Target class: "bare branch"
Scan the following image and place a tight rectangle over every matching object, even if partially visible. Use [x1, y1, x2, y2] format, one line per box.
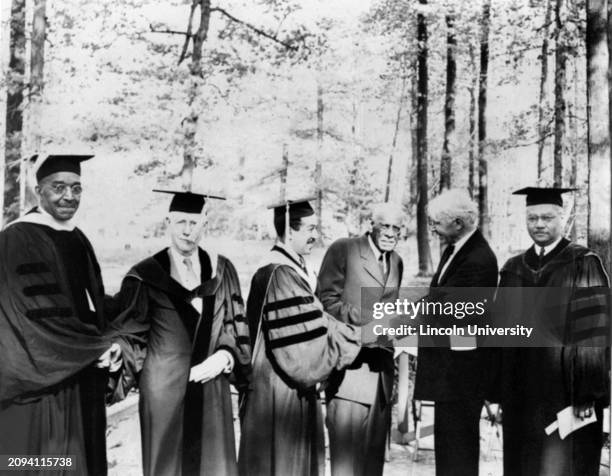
[506, 131, 555, 148]
[210, 6, 299, 51]
[179, 0, 198, 65]
[149, 24, 191, 37]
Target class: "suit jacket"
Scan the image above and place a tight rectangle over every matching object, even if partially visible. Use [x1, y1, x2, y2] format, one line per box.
[317, 234, 403, 405]
[414, 229, 498, 402]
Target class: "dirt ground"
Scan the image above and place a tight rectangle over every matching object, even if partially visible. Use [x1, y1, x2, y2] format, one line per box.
[105, 393, 610, 476]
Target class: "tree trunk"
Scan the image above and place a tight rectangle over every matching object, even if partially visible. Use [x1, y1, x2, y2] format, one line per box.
[416, 0, 432, 276]
[316, 83, 323, 236]
[537, 0, 552, 180]
[568, 61, 578, 240]
[586, 0, 610, 272]
[440, 13, 456, 192]
[468, 44, 478, 199]
[23, 0, 46, 214]
[478, 0, 491, 236]
[553, 0, 566, 187]
[410, 59, 418, 207]
[385, 75, 407, 202]
[280, 144, 288, 201]
[181, 0, 211, 191]
[3, 0, 26, 224]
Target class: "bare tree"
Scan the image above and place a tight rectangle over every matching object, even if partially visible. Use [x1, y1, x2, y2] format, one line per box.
[3, 0, 26, 223]
[440, 11, 456, 192]
[553, 0, 567, 186]
[385, 75, 407, 202]
[477, 0, 491, 237]
[468, 44, 478, 199]
[151, 0, 300, 191]
[586, 0, 610, 271]
[537, 0, 552, 180]
[316, 83, 323, 235]
[22, 0, 47, 214]
[416, 0, 432, 276]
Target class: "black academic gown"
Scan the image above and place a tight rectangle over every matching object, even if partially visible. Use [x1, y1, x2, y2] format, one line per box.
[498, 239, 610, 476]
[238, 247, 361, 476]
[0, 220, 112, 476]
[111, 248, 250, 476]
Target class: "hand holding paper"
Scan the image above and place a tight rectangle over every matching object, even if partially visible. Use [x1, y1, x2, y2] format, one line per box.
[544, 405, 597, 440]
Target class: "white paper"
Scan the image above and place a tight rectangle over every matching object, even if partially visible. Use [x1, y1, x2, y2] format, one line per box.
[544, 420, 558, 436]
[556, 406, 597, 440]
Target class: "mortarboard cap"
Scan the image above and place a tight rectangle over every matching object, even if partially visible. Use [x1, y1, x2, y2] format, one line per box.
[153, 189, 226, 214]
[268, 197, 316, 220]
[33, 154, 94, 182]
[512, 187, 576, 207]
[268, 196, 316, 238]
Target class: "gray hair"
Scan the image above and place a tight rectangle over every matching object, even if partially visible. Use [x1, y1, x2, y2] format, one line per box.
[428, 189, 478, 226]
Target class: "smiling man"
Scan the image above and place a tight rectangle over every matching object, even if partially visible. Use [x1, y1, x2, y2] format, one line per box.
[111, 190, 250, 476]
[239, 198, 361, 476]
[316, 202, 404, 476]
[0, 154, 120, 476]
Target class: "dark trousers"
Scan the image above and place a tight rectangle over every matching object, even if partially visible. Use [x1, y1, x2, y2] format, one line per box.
[503, 403, 604, 476]
[326, 389, 389, 476]
[433, 399, 483, 476]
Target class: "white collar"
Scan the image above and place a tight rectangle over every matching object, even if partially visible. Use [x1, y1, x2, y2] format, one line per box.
[169, 246, 200, 269]
[8, 207, 76, 231]
[533, 236, 563, 256]
[168, 245, 218, 281]
[269, 241, 317, 291]
[275, 239, 304, 265]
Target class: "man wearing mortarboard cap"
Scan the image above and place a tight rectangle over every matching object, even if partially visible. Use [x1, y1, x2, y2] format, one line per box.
[238, 198, 361, 476]
[496, 187, 609, 475]
[109, 190, 250, 476]
[0, 154, 122, 476]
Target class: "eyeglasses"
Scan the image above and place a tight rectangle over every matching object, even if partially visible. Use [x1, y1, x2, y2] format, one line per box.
[527, 215, 557, 224]
[47, 183, 83, 196]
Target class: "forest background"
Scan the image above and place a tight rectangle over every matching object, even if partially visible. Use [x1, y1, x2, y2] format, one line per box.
[1, 0, 611, 293]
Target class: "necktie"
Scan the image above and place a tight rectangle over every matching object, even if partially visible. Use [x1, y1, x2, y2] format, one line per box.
[538, 246, 546, 270]
[378, 252, 388, 276]
[183, 257, 199, 290]
[434, 244, 455, 285]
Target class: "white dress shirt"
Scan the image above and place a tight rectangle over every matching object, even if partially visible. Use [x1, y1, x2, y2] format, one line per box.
[533, 236, 563, 257]
[168, 246, 233, 372]
[367, 233, 388, 274]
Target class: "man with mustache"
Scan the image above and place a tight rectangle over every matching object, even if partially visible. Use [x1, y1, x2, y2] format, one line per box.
[239, 198, 361, 476]
[0, 154, 121, 476]
[497, 187, 609, 475]
[414, 189, 498, 476]
[111, 190, 250, 476]
[316, 202, 404, 476]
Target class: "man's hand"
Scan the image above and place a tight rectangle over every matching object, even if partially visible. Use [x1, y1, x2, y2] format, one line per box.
[573, 403, 594, 420]
[189, 350, 233, 384]
[95, 342, 122, 372]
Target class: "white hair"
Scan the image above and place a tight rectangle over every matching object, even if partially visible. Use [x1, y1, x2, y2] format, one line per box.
[428, 188, 478, 226]
[370, 202, 404, 226]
